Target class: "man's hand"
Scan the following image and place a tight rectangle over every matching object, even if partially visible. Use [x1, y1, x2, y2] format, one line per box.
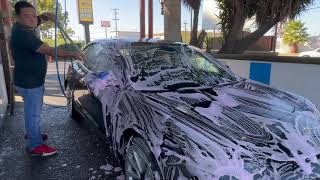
[71, 51, 86, 61]
[39, 12, 55, 23]
[37, 43, 86, 61]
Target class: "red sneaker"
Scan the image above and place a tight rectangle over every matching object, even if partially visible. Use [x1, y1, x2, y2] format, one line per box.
[25, 133, 48, 141]
[30, 144, 57, 157]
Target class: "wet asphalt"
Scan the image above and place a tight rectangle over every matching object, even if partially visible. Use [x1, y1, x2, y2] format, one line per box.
[0, 62, 122, 180]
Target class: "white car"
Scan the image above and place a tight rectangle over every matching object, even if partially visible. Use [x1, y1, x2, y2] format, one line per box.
[299, 48, 320, 57]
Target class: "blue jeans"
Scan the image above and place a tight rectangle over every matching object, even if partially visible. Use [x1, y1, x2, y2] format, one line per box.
[16, 85, 44, 149]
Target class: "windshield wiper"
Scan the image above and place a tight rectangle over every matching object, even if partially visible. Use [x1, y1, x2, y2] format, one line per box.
[164, 81, 200, 91]
[215, 79, 244, 87]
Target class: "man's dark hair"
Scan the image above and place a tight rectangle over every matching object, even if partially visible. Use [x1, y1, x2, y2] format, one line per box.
[14, 1, 34, 15]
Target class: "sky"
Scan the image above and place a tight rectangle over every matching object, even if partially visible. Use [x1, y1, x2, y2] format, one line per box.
[60, 0, 320, 41]
[298, 1, 320, 36]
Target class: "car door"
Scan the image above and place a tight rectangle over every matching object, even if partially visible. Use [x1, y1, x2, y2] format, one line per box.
[84, 45, 128, 136]
[76, 43, 106, 131]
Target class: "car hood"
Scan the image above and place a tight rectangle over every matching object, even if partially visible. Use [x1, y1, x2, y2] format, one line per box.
[144, 80, 320, 179]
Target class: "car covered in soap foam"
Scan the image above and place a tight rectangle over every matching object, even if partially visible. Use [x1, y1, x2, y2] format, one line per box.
[65, 39, 320, 179]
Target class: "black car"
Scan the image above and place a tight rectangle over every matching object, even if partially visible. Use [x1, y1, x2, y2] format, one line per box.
[65, 39, 320, 180]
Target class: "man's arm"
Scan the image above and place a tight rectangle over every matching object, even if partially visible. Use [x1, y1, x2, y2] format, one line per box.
[37, 43, 85, 60]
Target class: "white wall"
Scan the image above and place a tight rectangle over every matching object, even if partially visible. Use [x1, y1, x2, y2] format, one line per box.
[220, 60, 250, 79]
[270, 63, 320, 105]
[219, 59, 320, 106]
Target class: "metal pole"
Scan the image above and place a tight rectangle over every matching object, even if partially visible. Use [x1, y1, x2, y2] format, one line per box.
[148, 0, 153, 39]
[105, 27, 108, 38]
[83, 23, 90, 44]
[140, 0, 145, 40]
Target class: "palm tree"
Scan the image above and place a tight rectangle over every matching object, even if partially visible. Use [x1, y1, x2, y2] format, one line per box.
[182, 0, 201, 46]
[283, 20, 309, 53]
[217, 0, 314, 54]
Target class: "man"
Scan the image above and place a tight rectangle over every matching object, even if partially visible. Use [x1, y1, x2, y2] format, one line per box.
[10, 1, 85, 156]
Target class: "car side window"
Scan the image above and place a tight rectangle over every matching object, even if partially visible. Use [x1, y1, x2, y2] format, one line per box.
[83, 44, 95, 70]
[83, 44, 103, 71]
[94, 50, 115, 73]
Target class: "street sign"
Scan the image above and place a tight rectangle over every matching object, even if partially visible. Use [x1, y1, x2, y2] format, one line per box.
[77, 0, 94, 24]
[101, 21, 111, 28]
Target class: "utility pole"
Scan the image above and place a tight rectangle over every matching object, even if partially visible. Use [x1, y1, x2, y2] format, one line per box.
[112, 8, 120, 38]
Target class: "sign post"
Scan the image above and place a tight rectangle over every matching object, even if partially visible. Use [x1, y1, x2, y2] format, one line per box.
[77, 0, 94, 44]
[101, 21, 111, 38]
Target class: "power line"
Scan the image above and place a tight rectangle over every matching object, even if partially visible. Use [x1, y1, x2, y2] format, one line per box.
[112, 8, 120, 37]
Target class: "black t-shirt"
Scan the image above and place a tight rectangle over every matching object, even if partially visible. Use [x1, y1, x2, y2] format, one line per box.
[10, 23, 47, 89]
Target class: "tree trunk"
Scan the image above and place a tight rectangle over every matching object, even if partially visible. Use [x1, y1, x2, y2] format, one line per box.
[219, 13, 279, 54]
[190, 5, 200, 46]
[290, 43, 298, 53]
[231, 19, 278, 54]
[196, 30, 207, 48]
[218, 7, 246, 54]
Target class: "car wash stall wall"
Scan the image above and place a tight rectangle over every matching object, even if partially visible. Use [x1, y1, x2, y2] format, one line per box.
[215, 55, 320, 106]
[0, 0, 12, 126]
[0, 51, 8, 124]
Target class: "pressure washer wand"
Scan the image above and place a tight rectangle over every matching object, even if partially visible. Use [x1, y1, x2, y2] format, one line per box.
[56, 22, 82, 52]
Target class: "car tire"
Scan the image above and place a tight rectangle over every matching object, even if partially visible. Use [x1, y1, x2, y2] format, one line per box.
[124, 137, 163, 180]
[66, 84, 82, 120]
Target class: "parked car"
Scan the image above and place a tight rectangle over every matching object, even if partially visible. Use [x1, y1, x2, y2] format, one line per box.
[65, 39, 320, 179]
[299, 48, 320, 57]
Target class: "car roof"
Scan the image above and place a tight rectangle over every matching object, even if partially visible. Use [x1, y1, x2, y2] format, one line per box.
[89, 38, 188, 48]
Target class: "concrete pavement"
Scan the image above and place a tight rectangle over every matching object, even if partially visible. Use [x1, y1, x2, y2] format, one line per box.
[0, 62, 123, 180]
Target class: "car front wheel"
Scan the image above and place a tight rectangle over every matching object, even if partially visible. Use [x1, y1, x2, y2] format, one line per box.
[66, 84, 82, 120]
[124, 137, 163, 180]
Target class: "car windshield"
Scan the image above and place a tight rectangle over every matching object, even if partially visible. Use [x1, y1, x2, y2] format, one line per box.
[129, 45, 239, 91]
